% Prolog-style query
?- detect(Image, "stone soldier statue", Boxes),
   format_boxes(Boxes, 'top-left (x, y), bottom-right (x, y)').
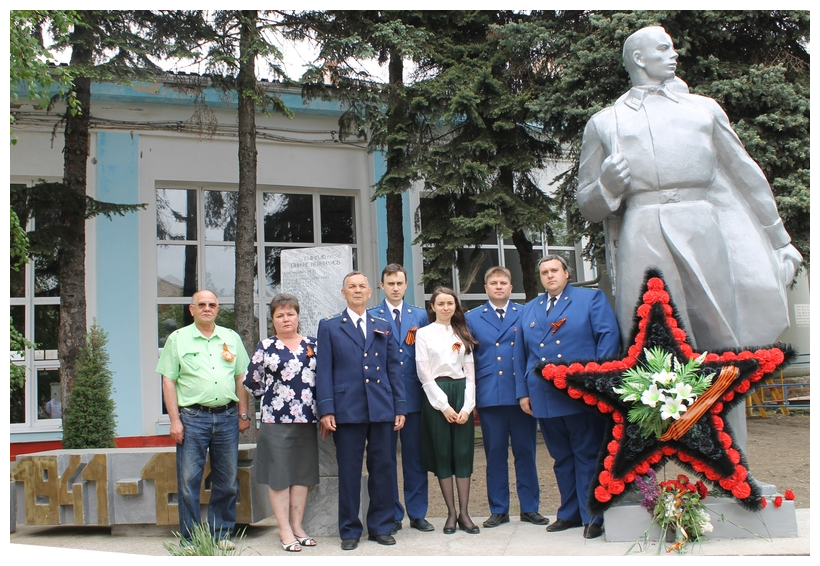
top-left (577, 26), bottom-right (802, 449)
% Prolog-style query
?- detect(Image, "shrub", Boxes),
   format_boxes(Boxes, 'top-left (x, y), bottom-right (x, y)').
top-left (61, 321), bottom-right (117, 449)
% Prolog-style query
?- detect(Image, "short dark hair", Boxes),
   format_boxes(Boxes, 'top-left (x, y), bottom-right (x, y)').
top-left (269, 293), bottom-right (300, 317)
top-left (381, 263), bottom-right (407, 282)
top-left (538, 254), bottom-right (569, 273)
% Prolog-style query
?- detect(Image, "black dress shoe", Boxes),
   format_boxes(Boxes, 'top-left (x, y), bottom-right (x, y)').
top-left (483, 513), bottom-right (510, 528)
top-left (457, 516), bottom-right (480, 534)
top-left (409, 517), bottom-right (435, 532)
top-left (546, 518), bottom-right (583, 532)
top-left (367, 534), bottom-right (397, 545)
top-left (583, 523), bottom-right (604, 539)
top-left (520, 511), bottom-right (550, 525)
top-left (341, 538), bottom-right (359, 551)
top-left (390, 520), bottom-right (402, 535)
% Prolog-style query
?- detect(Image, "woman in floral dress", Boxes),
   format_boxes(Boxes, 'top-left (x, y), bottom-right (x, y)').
top-left (245, 294), bottom-right (318, 552)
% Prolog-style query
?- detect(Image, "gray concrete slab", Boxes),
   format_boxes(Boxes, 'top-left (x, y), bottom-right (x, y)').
top-left (9, 509), bottom-right (811, 559)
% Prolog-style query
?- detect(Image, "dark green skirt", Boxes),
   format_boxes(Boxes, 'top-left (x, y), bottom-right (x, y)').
top-left (420, 377), bottom-right (475, 478)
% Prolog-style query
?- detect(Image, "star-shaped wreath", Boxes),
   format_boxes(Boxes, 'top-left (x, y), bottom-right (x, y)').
top-left (535, 268), bottom-right (795, 515)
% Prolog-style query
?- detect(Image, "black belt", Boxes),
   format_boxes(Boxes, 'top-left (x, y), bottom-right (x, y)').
top-left (185, 401), bottom-right (236, 413)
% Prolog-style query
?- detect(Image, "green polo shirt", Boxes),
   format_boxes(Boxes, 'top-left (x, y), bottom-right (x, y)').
top-left (156, 323), bottom-right (250, 408)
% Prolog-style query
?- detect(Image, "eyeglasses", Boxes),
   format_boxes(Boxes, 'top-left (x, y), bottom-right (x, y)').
top-left (194, 302), bottom-right (219, 309)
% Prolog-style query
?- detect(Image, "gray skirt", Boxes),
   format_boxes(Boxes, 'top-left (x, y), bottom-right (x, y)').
top-left (255, 423), bottom-right (319, 491)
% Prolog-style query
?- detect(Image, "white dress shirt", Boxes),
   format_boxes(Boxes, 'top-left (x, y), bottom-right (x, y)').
top-left (414, 322), bottom-right (476, 415)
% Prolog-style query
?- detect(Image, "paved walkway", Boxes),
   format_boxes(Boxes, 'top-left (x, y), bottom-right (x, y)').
top-left (9, 508), bottom-right (811, 558)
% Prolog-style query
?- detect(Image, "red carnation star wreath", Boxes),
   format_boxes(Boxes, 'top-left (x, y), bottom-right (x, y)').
top-left (535, 268), bottom-right (795, 514)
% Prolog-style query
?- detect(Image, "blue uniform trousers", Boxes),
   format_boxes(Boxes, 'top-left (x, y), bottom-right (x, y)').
top-left (479, 405), bottom-right (540, 514)
top-left (391, 410), bottom-right (428, 521)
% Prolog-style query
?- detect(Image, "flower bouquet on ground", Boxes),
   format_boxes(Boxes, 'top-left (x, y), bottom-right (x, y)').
top-left (634, 469), bottom-right (712, 553)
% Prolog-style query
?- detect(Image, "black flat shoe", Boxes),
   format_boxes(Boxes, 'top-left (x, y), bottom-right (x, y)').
top-left (457, 516), bottom-right (480, 534)
top-left (483, 513), bottom-right (510, 528)
top-left (443, 515), bottom-right (457, 535)
top-left (546, 518), bottom-right (583, 532)
top-left (390, 520), bottom-right (402, 535)
top-left (367, 534), bottom-right (396, 545)
top-left (409, 517), bottom-right (435, 532)
top-left (340, 538), bottom-right (359, 551)
top-left (520, 511), bottom-right (550, 525)
top-left (583, 523), bottom-right (604, 539)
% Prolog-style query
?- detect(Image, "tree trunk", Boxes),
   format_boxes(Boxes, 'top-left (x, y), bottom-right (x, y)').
top-left (59, 23), bottom-right (93, 429)
top-left (235, 10), bottom-right (259, 442)
top-left (384, 48), bottom-right (405, 266)
top-left (512, 229), bottom-right (539, 300)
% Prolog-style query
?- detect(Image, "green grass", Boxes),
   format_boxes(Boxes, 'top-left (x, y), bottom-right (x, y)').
top-left (163, 522), bottom-right (252, 556)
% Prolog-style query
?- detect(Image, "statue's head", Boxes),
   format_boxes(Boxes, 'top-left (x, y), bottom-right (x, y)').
top-left (622, 26), bottom-right (678, 87)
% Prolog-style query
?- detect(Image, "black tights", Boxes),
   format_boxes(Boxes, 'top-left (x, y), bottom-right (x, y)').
top-left (439, 476), bottom-right (475, 530)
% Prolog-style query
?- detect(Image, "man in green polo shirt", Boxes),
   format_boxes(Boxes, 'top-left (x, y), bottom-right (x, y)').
top-left (157, 289), bottom-right (250, 548)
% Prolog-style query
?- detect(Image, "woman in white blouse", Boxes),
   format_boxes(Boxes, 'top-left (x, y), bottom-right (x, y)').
top-left (415, 287), bottom-right (480, 535)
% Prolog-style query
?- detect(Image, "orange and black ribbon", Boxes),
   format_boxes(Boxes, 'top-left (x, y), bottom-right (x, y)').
top-left (550, 318), bottom-right (567, 335)
top-left (405, 326), bottom-right (418, 345)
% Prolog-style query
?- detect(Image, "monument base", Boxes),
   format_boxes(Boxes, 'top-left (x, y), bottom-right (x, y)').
top-left (603, 488), bottom-right (798, 542)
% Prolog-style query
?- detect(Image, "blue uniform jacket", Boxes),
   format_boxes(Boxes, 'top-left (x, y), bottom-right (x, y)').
top-left (465, 301), bottom-right (523, 408)
top-left (316, 310), bottom-right (407, 423)
top-left (514, 285), bottom-right (620, 419)
top-left (367, 300), bottom-right (430, 413)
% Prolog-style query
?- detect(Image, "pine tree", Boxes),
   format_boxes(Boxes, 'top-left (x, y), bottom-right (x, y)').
top-left (62, 322), bottom-right (117, 449)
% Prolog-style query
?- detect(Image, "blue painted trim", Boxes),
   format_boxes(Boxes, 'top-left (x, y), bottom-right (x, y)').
top-left (95, 132), bottom-right (143, 437)
top-left (10, 431), bottom-right (63, 443)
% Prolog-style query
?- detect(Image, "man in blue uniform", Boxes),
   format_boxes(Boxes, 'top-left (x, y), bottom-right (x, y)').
top-left (368, 264), bottom-right (434, 534)
top-left (466, 266), bottom-right (548, 529)
top-left (514, 256), bottom-right (620, 539)
top-left (316, 271), bottom-right (407, 550)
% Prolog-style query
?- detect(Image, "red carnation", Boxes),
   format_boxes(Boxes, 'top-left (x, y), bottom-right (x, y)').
top-left (661, 446), bottom-right (676, 456)
top-left (723, 391), bottom-right (735, 402)
top-left (583, 393), bottom-right (596, 406)
top-left (662, 304), bottom-right (673, 316)
top-left (696, 481), bottom-right (708, 499)
top-left (737, 350), bottom-right (754, 360)
top-left (612, 424), bottom-right (624, 439)
top-left (609, 479), bottom-right (626, 494)
top-left (711, 401), bottom-right (724, 414)
top-left (677, 474), bottom-right (689, 484)
top-left (585, 361), bottom-right (601, 372)
top-left (595, 486), bottom-right (612, 503)
top-left (635, 461), bottom-right (650, 475)
top-left (705, 353), bottom-right (720, 362)
top-left (774, 496), bottom-right (783, 508)
top-left (734, 465), bottom-right (748, 482)
top-left (732, 482), bottom-right (752, 499)
top-left (647, 278), bottom-right (664, 290)
top-left (761, 497), bottom-right (768, 509)
top-left (722, 351), bottom-right (738, 361)
top-left (568, 362), bottom-right (585, 373)
top-left (727, 448), bottom-right (741, 464)
top-left (771, 349), bottom-right (785, 365)
top-left (597, 401), bottom-right (613, 413)
top-left (637, 304), bottom-right (650, 318)
top-left (604, 456), bottom-right (614, 471)
top-left (672, 328), bottom-right (687, 342)
top-left (736, 380), bottom-right (750, 394)
top-left (568, 387), bottom-right (583, 399)
top-left (541, 365), bottom-right (555, 380)
top-left (719, 432), bottom-right (732, 448)
top-left (607, 440), bottom-right (619, 455)
top-left (785, 490), bottom-right (795, 500)
top-left (554, 375), bottom-right (567, 389)
top-left (612, 412), bottom-right (624, 424)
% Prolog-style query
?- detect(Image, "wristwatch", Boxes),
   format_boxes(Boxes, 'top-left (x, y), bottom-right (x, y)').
top-left (239, 413), bottom-right (250, 421)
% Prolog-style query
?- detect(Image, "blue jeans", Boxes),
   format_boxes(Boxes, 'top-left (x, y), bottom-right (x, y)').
top-left (177, 405), bottom-right (239, 540)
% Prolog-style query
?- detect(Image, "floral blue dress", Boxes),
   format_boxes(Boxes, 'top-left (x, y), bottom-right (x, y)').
top-left (244, 336), bottom-right (318, 424)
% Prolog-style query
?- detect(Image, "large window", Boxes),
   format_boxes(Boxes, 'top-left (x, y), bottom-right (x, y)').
top-left (418, 196), bottom-right (582, 310)
top-left (10, 183), bottom-right (62, 429)
top-left (156, 186), bottom-right (357, 348)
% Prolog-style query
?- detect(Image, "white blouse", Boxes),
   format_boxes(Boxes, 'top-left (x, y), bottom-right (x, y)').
top-left (414, 322), bottom-right (476, 415)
